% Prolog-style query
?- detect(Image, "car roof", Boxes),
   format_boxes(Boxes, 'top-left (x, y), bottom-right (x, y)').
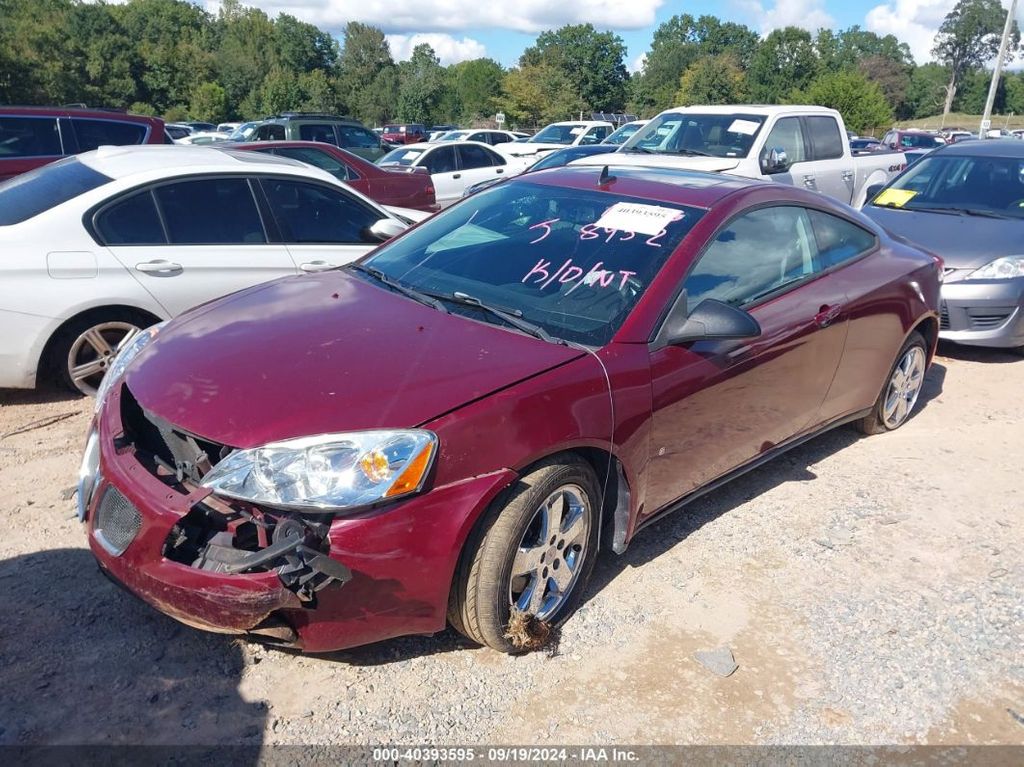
top-left (665, 104), bottom-right (836, 117)
top-left (521, 165), bottom-right (763, 208)
top-left (74, 145), bottom-right (326, 180)
top-left (229, 140), bottom-right (379, 172)
top-left (932, 138), bottom-right (1024, 158)
top-left (0, 105), bottom-right (163, 125)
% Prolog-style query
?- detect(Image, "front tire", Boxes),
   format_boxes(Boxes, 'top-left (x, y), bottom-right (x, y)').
top-left (857, 331), bottom-right (928, 435)
top-left (448, 456), bottom-right (601, 653)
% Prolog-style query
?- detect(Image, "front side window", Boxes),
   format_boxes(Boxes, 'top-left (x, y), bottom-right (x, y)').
top-left (95, 191), bottom-right (166, 245)
top-left (261, 179), bottom-right (380, 244)
top-left (362, 181), bottom-right (705, 346)
top-left (0, 116), bottom-right (62, 158)
top-left (424, 146), bottom-right (457, 174)
top-left (685, 206), bottom-right (817, 309)
top-left (805, 116), bottom-right (844, 161)
top-left (808, 210), bottom-right (876, 269)
top-left (71, 119), bottom-right (147, 152)
top-left (762, 117), bottom-right (807, 166)
top-left (154, 178), bottom-right (266, 244)
top-left (0, 157), bottom-right (110, 226)
top-left (299, 124), bottom-right (338, 145)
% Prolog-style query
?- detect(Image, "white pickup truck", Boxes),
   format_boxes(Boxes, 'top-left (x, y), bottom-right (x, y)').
top-left (572, 105), bottom-right (906, 209)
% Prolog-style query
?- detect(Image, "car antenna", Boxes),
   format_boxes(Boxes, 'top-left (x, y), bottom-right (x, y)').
top-left (598, 165), bottom-right (616, 186)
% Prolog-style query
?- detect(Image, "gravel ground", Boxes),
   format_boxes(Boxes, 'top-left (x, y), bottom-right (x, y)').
top-left (0, 343), bottom-right (1021, 746)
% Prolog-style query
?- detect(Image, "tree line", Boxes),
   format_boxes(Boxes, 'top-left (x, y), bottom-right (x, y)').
top-left (0, 0), bottom-right (1020, 135)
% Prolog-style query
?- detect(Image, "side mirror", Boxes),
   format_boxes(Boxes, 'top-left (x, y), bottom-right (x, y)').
top-left (366, 218), bottom-right (407, 242)
top-left (865, 183), bottom-right (885, 202)
top-left (764, 147), bottom-right (789, 174)
top-left (656, 297), bottom-right (761, 347)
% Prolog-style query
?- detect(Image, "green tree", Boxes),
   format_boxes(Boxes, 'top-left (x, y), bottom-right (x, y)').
top-left (521, 24), bottom-right (629, 111)
top-left (129, 101), bottom-right (158, 116)
top-left (933, 0), bottom-right (1021, 117)
top-left (858, 55), bottom-right (911, 118)
top-left (273, 13), bottom-right (338, 72)
top-left (296, 69), bottom-right (339, 113)
top-left (906, 63), bottom-right (951, 118)
top-left (397, 44), bottom-right (446, 123)
top-left (816, 26), bottom-right (913, 72)
top-left (792, 70), bottom-right (893, 135)
top-left (501, 64), bottom-right (584, 127)
top-left (247, 67), bottom-right (300, 118)
top-left (190, 81), bottom-right (228, 122)
top-left (336, 22), bottom-right (397, 124)
top-left (1006, 72), bottom-right (1024, 114)
top-left (215, 0), bottom-right (279, 116)
top-left (747, 27), bottom-right (818, 103)
top-left (450, 58), bottom-right (505, 122)
top-left (674, 53), bottom-right (746, 105)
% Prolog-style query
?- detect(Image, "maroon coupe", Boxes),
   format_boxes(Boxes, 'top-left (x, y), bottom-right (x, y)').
top-left (79, 166), bottom-right (941, 653)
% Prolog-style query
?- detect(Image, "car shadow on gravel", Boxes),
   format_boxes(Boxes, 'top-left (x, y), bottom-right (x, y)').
top-left (935, 341), bottom-right (1022, 364)
top-left (0, 387), bottom-right (84, 407)
top-left (0, 548), bottom-right (266, 749)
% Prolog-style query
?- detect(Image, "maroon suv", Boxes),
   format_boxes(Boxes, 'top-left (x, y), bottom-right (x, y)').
top-left (0, 106), bottom-right (167, 181)
top-left (80, 166), bottom-right (940, 654)
top-left (382, 123), bottom-right (427, 144)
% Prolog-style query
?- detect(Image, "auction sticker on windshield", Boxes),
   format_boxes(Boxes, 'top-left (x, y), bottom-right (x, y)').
top-left (874, 188), bottom-right (917, 207)
top-left (728, 119), bottom-right (760, 135)
top-left (595, 202), bottom-right (684, 236)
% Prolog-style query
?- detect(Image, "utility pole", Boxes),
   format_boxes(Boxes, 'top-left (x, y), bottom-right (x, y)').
top-left (980, 0), bottom-right (1019, 138)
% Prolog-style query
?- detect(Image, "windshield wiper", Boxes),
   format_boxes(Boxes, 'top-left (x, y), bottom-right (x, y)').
top-left (900, 205), bottom-right (1016, 219)
top-left (349, 264), bottom-right (449, 313)
top-left (623, 146), bottom-right (655, 154)
top-left (677, 148), bottom-right (713, 157)
top-left (950, 207), bottom-right (1017, 219)
top-left (436, 291), bottom-right (560, 344)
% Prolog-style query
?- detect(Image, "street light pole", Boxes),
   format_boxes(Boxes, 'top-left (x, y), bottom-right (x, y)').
top-left (980, 0), bottom-right (1019, 138)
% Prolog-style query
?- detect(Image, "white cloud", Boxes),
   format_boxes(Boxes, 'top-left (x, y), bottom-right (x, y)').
top-left (629, 53), bottom-right (648, 74)
top-left (222, 1), bottom-right (664, 34)
top-left (733, 0), bottom-right (834, 35)
top-left (386, 33), bottom-right (487, 65)
top-left (865, 0), bottom-right (955, 64)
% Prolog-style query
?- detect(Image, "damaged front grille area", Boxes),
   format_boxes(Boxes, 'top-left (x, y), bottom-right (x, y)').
top-left (119, 384), bottom-right (352, 606)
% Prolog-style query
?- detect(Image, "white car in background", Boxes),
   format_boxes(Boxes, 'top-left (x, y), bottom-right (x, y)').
top-left (377, 141), bottom-right (528, 207)
top-left (0, 146), bottom-right (425, 394)
top-left (496, 120), bottom-right (614, 160)
top-left (436, 129), bottom-right (525, 146)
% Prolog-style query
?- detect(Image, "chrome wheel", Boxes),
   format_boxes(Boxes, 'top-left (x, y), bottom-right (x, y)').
top-left (882, 345), bottom-right (926, 429)
top-left (66, 322), bottom-right (140, 396)
top-left (509, 484), bottom-right (591, 621)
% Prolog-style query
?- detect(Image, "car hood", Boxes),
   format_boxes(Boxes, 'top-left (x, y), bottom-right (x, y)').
top-left (124, 272), bottom-right (585, 449)
top-left (568, 153), bottom-right (742, 173)
top-left (862, 205), bottom-right (1023, 269)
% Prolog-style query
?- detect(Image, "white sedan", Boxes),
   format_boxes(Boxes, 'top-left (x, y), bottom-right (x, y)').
top-left (377, 141), bottom-right (528, 207)
top-left (435, 129), bottom-right (526, 146)
top-left (496, 120), bottom-right (614, 161)
top-left (0, 145), bottom-right (425, 394)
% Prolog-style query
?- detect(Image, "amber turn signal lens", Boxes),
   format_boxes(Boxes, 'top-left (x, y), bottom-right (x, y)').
top-left (385, 442), bottom-right (435, 497)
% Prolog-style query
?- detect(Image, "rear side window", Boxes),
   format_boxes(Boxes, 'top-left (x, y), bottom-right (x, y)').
top-left (458, 144), bottom-right (496, 169)
top-left (805, 116), bottom-right (844, 161)
top-left (95, 191), bottom-right (166, 244)
top-left (154, 178), bottom-right (266, 244)
top-left (72, 119), bottom-right (148, 152)
top-left (0, 158), bottom-right (111, 225)
top-left (0, 116), bottom-right (62, 158)
top-left (299, 124), bottom-right (338, 145)
top-left (256, 124), bottom-right (286, 141)
top-left (261, 178), bottom-right (379, 244)
top-left (808, 209), bottom-right (876, 269)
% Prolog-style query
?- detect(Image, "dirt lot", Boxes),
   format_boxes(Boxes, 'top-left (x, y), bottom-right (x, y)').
top-left (0, 344), bottom-right (1021, 746)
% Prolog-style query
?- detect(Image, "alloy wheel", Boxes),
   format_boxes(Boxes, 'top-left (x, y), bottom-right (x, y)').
top-left (882, 345), bottom-right (926, 429)
top-left (66, 322), bottom-right (141, 396)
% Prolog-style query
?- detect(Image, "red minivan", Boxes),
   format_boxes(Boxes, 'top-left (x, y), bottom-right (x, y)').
top-left (0, 106), bottom-right (167, 181)
top-left (382, 123), bottom-right (427, 144)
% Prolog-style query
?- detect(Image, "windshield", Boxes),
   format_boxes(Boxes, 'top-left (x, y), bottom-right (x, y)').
top-left (899, 133), bottom-right (942, 149)
top-left (360, 180), bottom-right (705, 346)
top-left (439, 131), bottom-right (469, 141)
top-left (528, 147), bottom-right (616, 172)
top-left (530, 124), bottom-right (586, 145)
top-left (228, 122), bottom-right (257, 141)
top-left (378, 147), bottom-right (426, 167)
top-left (870, 154), bottom-right (1024, 218)
top-left (623, 112), bottom-right (765, 158)
top-left (0, 157), bottom-right (112, 226)
top-left (604, 123), bottom-right (645, 145)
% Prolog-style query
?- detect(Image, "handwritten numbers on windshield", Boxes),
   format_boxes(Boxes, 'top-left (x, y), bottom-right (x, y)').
top-left (528, 218), bottom-right (560, 244)
top-left (528, 218), bottom-right (668, 248)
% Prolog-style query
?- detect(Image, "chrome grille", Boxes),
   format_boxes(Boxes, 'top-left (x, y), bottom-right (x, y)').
top-left (967, 308), bottom-right (1013, 331)
top-left (95, 485), bottom-right (142, 556)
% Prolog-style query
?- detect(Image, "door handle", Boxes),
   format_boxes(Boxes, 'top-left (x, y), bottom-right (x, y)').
top-left (452, 173), bottom-right (461, 179)
top-left (135, 260), bottom-right (182, 275)
top-left (496, 168), bottom-right (504, 174)
top-left (815, 304), bottom-right (842, 327)
top-left (841, 170), bottom-right (854, 181)
top-left (802, 174), bottom-right (816, 187)
top-left (299, 260), bottom-right (335, 273)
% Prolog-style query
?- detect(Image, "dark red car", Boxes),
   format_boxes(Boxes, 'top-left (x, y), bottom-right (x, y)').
top-left (0, 106), bottom-right (167, 181)
top-left (79, 167), bottom-right (940, 653)
top-left (382, 123), bottom-right (427, 144)
top-left (231, 140), bottom-right (438, 212)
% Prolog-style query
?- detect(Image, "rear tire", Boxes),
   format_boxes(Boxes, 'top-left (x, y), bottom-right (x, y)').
top-left (448, 456), bottom-right (601, 653)
top-left (48, 309), bottom-right (153, 396)
top-left (857, 331), bottom-right (927, 435)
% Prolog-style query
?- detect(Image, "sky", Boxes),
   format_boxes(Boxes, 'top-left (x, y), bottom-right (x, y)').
top-left (203, 1), bottom-right (1024, 69)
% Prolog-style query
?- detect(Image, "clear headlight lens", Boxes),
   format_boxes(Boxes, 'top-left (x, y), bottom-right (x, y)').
top-left (200, 430), bottom-right (437, 512)
top-left (94, 321), bottom-right (167, 411)
top-left (969, 256), bottom-right (1024, 280)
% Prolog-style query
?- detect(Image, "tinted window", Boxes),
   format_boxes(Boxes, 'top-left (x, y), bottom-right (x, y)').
top-left (299, 124), bottom-right (338, 145)
top-left (95, 191), bottom-right (166, 245)
top-left (269, 146), bottom-right (356, 182)
top-left (262, 179), bottom-right (379, 244)
top-left (0, 116), bottom-right (62, 158)
top-left (338, 126), bottom-right (379, 149)
top-left (0, 158), bottom-right (111, 225)
top-left (762, 117), bottom-right (806, 166)
top-left (806, 116), bottom-right (844, 161)
top-left (458, 144), bottom-right (497, 169)
top-left (155, 178), bottom-right (266, 244)
top-left (685, 206), bottom-right (817, 308)
top-left (256, 124), bottom-right (286, 141)
top-left (490, 133), bottom-right (513, 145)
top-left (808, 210), bottom-right (876, 269)
top-left (425, 146), bottom-right (457, 174)
top-left (362, 182), bottom-right (705, 346)
top-left (72, 119), bottom-right (147, 152)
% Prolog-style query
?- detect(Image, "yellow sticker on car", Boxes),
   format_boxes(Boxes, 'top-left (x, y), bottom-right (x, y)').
top-left (874, 188), bottom-right (918, 207)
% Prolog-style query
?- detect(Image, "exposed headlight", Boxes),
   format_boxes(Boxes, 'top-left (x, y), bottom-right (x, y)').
top-left (94, 321), bottom-right (168, 411)
top-left (200, 430), bottom-right (437, 512)
top-left (968, 256), bottom-right (1024, 280)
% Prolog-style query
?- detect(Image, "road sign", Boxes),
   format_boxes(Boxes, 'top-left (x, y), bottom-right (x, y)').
top-left (981, 119), bottom-right (992, 130)
top-left (495, 112), bottom-right (505, 125)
